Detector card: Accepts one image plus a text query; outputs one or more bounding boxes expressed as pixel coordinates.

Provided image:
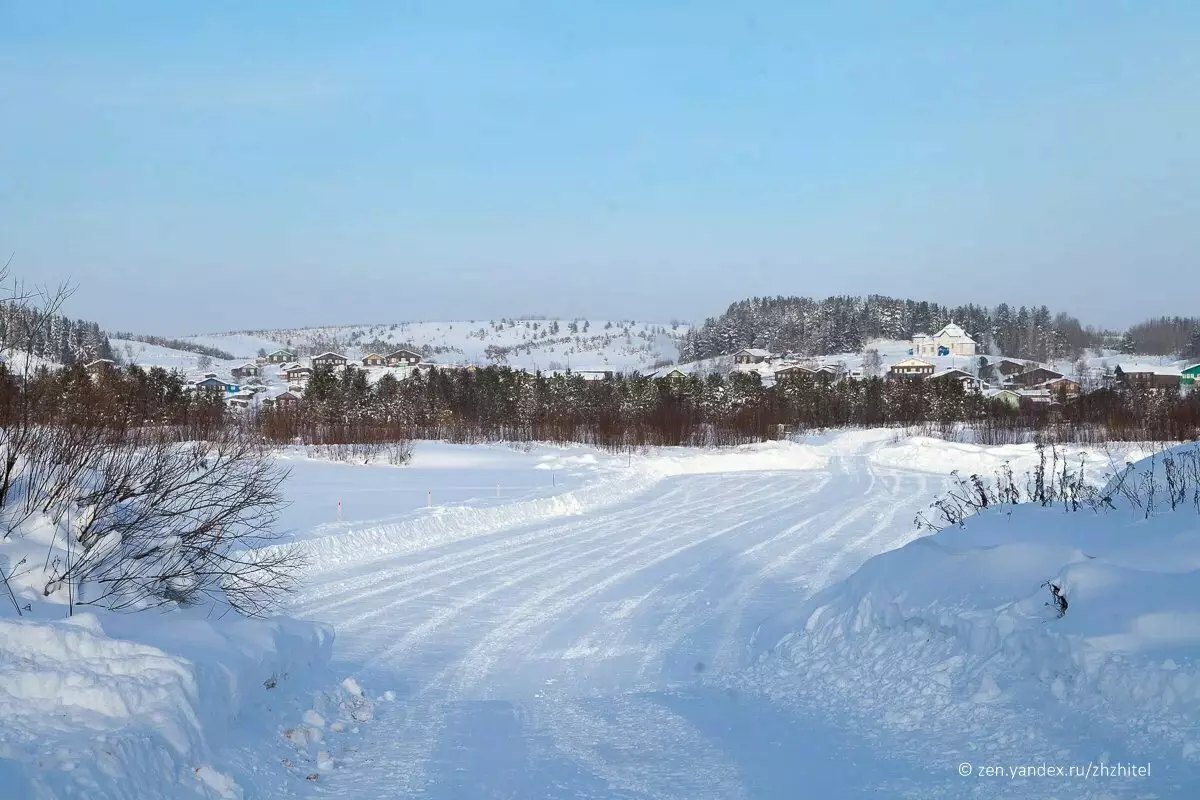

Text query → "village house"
[811,364,841,382]
[230,362,260,380]
[911,322,977,357]
[1117,365,1182,391]
[273,391,301,410]
[385,349,423,367]
[1016,388,1053,408]
[732,348,772,367]
[1040,377,1081,398]
[195,376,236,392]
[888,358,935,380]
[1011,367,1064,388]
[658,368,688,383]
[929,368,979,392]
[574,369,615,381]
[84,358,116,374]
[772,364,816,383]
[1183,363,1200,389]
[983,388,1021,409]
[285,365,313,384]
[983,358,1029,384]
[226,389,256,409]
[311,352,347,369]
[265,349,295,364]
[361,353,387,367]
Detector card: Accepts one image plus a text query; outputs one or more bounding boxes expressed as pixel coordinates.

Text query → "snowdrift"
[750,444,1200,796]
[0,611,331,799]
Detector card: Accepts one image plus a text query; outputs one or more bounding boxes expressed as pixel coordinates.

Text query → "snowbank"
[748,444,1200,796]
[870,435,1158,483]
[0,611,331,799]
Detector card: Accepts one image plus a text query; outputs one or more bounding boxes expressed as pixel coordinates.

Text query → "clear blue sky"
[2,1,1197,334]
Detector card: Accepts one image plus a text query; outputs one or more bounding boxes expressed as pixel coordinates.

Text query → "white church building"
[912,322,977,357]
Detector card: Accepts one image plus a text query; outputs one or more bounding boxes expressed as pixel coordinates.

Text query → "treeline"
[0,303,114,366]
[110,331,235,361]
[1121,317,1200,358]
[6,360,1200,450]
[679,295,1102,363]
[259,365,1200,447]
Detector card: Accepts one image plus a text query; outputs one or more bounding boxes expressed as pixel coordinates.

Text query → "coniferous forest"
[679,295,1105,362]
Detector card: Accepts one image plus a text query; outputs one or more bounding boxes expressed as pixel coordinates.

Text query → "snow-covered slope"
[180,319,687,372]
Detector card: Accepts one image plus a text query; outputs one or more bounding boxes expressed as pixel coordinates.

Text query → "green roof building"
[1183,363,1200,387]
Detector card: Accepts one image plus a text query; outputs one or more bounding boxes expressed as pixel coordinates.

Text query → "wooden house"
[195,376,235,392]
[273,391,301,410]
[385,349,423,367]
[84,358,116,374]
[1040,377,1081,398]
[285,365,313,383]
[1118,366,1181,391]
[231,362,260,380]
[930,368,979,391]
[983,388,1021,409]
[732,348,772,366]
[888,358,935,380]
[265,349,295,364]
[361,353,387,367]
[772,365,816,383]
[574,369,614,381]
[311,352,347,369]
[1011,367,1064,388]
[1183,363,1200,388]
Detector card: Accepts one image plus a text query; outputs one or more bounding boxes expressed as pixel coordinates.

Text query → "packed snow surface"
[4,432,1194,798]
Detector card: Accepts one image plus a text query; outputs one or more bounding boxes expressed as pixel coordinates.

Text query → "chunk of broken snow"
[194,765,242,799]
[316,751,334,771]
[341,677,364,696]
[302,709,325,729]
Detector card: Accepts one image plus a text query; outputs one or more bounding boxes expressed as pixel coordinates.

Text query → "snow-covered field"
[178,319,686,373]
[4,432,1197,798]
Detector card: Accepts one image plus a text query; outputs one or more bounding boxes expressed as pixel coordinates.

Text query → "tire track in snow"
[291,481,699,621]
[366,476,798,667]
[312,476,806,798]
[319,477,775,657]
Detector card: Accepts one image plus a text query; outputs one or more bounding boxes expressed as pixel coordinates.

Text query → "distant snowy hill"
[180,319,687,373]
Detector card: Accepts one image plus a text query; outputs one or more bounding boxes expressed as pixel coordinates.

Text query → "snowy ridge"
[181,318,686,372]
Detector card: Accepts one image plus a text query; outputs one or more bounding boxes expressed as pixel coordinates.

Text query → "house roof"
[85,358,115,367]
[1184,363,1200,374]
[385,349,423,358]
[286,365,312,373]
[361,353,385,360]
[773,364,815,374]
[1115,363,1181,376]
[275,391,300,402]
[734,348,772,358]
[932,322,975,342]
[234,362,257,369]
[931,368,974,380]
[311,351,346,360]
[892,358,935,369]
[267,348,294,355]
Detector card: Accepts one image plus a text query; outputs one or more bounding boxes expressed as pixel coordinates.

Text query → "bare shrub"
[46,425,299,616]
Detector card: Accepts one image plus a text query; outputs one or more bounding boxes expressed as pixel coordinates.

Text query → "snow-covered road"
[276,452,935,798]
